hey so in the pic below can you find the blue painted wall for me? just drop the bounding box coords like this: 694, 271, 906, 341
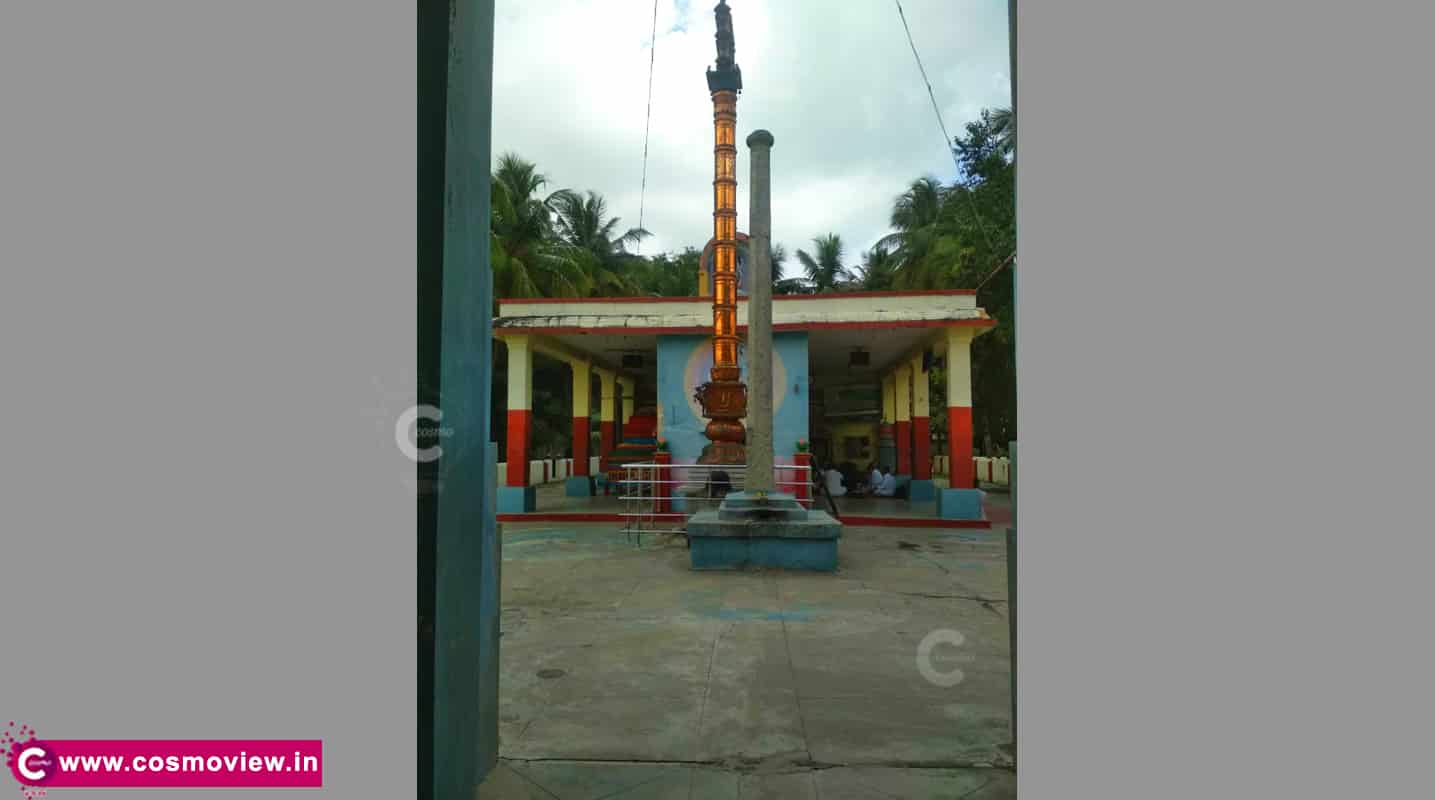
656, 333, 809, 466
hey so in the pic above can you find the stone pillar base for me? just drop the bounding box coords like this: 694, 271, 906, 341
937, 488, 986, 520
497, 486, 536, 514
564, 476, 594, 497
907, 479, 936, 503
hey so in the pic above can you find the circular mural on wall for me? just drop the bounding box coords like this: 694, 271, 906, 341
701, 232, 750, 295
684, 339, 786, 425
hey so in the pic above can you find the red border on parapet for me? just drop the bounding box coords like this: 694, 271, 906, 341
497, 289, 978, 305
495, 512, 994, 529
493, 319, 997, 336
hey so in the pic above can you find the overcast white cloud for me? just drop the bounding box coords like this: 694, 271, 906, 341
493, 0, 1010, 264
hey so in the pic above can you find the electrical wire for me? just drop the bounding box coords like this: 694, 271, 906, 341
893, 0, 997, 253
636, 0, 660, 251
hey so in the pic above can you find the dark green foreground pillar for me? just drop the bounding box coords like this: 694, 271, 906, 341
419, 1, 499, 798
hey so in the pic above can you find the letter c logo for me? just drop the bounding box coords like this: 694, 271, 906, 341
397, 404, 443, 463
17, 745, 51, 781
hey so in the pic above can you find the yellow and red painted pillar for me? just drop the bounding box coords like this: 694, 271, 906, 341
565, 359, 594, 497
597, 368, 617, 463
617, 376, 635, 438
499, 334, 536, 513
936, 327, 983, 519
879, 373, 896, 471
596, 368, 617, 493
909, 351, 936, 502
894, 362, 913, 479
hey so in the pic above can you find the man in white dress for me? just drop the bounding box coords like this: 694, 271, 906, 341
874, 467, 898, 497
823, 465, 847, 497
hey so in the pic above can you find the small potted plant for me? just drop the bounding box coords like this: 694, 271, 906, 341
655, 438, 670, 452
795, 439, 810, 453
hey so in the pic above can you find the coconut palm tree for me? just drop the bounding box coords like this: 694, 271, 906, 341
850, 245, 900, 291
490, 153, 588, 298
989, 106, 1014, 156
548, 189, 650, 296
734, 240, 804, 293
794, 234, 851, 294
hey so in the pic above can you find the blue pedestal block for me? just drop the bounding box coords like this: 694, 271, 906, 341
937, 488, 986, 520
690, 536, 839, 572
497, 486, 536, 514
907, 479, 936, 503
564, 476, 594, 497
685, 493, 843, 572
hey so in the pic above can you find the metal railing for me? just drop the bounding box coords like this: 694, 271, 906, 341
616, 462, 814, 538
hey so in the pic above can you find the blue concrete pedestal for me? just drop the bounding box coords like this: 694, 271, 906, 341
937, 488, 986, 520
907, 479, 936, 503
564, 476, 594, 497
497, 486, 536, 514
686, 491, 843, 572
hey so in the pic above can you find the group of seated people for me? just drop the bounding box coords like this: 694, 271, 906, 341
815, 461, 899, 498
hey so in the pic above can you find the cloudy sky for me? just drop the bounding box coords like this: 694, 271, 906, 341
493, 0, 1010, 266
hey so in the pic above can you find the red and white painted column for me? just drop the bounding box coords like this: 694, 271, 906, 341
504, 334, 533, 488
570, 359, 591, 477
910, 352, 932, 481
946, 328, 975, 489
894, 362, 912, 477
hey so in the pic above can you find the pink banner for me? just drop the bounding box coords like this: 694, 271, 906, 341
8, 740, 322, 788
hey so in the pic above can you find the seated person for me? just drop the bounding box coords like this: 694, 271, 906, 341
823, 465, 847, 497
874, 467, 898, 497
866, 462, 883, 494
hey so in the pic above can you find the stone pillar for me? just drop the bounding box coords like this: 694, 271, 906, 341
745, 129, 775, 493
894, 362, 912, 478
909, 351, 936, 502
499, 334, 535, 512
936, 327, 984, 519
566, 359, 594, 497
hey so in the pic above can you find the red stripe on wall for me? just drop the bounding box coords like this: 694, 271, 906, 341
948, 406, 974, 489
497, 289, 978, 305
572, 416, 590, 476
506, 409, 532, 487
599, 421, 616, 466
493, 319, 997, 337
895, 420, 912, 475
912, 416, 931, 480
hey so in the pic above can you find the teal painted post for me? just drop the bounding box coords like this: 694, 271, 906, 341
1007, 0, 1017, 770
416, 0, 448, 796
428, 1, 500, 798
1007, 439, 1016, 762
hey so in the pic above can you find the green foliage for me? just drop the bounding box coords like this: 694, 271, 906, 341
795, 234, 852, 293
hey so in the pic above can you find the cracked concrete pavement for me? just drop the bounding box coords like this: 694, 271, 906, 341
480, 518, 1015, 799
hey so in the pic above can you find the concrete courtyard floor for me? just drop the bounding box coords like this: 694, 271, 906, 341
478, 519, 1014, 799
